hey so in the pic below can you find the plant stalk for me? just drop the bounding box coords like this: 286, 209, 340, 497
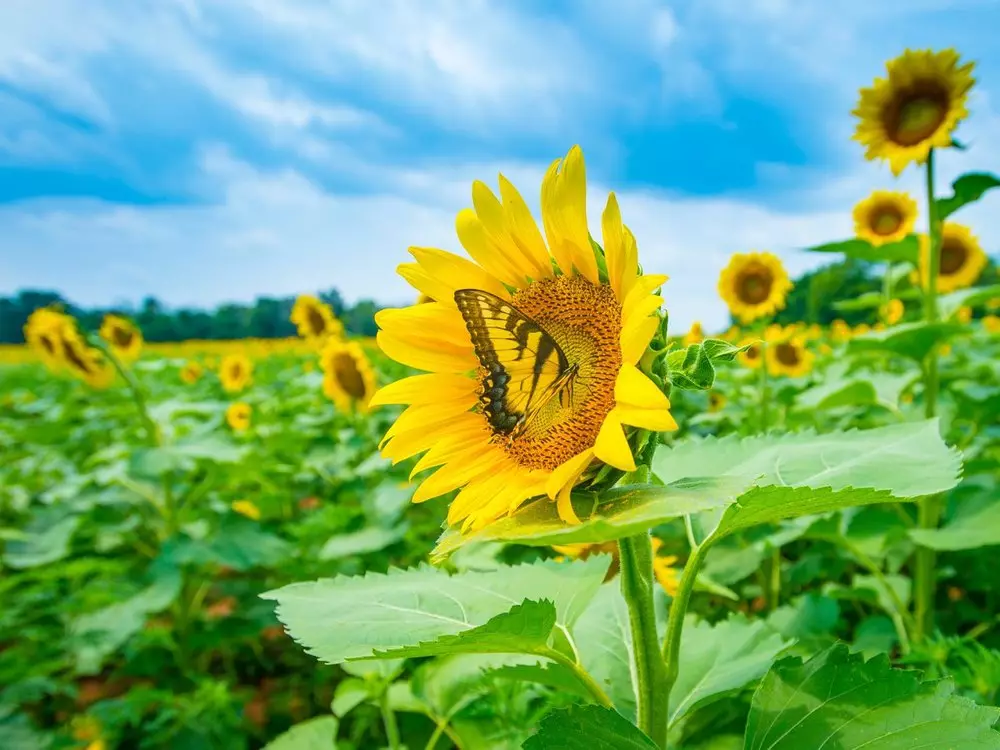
618, 533, 669, 747
380, 690, 401, 750
758, 351, 770, 433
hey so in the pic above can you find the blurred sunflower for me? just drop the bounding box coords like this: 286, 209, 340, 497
853, 48, 975, 175
552, 541, 620, 580
372, 145, 677, 530
956, 305, 973, 324
320, 339, 377, 413
708, 391, 726, 412
765, 328, 815, 379
99, 314, 143, 362
882, 298, 905, 325
682, 321, 704, 347
983, 315, 1000, 334
987, 297, 1000, 311
651, 538, 680, 597
290, 295, 344, 346
219, 353, 252, 393
61, 329, 115, 389
918, 222, 987, 293
830, 319, 851, 343
737, 337, 763, 369
231, 499, 261, 520
23, 307, 73, 372
718, 252, 792, 324
853, 191, 918, 246
226, 402, 251, 431
853, 323, 872, 337
180, 361, 203, 385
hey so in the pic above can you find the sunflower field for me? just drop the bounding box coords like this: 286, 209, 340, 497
4, 48, 1000, 750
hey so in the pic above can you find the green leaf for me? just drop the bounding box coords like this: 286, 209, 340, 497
432, 476, 752, 558
415, 653, 541, 720
667, 339, 750, 391
847, 321, 966, 362
523, 705, 657, 750
936, 172, 1000, 220
374, 599, 556, 659
804, 236, 919, 264
487, 661, 593, 699
796, 373, 913, 412
668, 615, 789, 728
768, 594, 840, 641
909, 496, 1000, 550
261, 557, 609, 665
938, 284, 1000, 320
318, 524, 408, 560
163, 517, 292, 571
330, 679, 369, 718
2, 514, 80, 569
745, 644, 1000, 749
573, 584, 637, 721
262, 716, 338, 750
832, 291, 885, 313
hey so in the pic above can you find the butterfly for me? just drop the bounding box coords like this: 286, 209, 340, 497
454, 289, 579, 438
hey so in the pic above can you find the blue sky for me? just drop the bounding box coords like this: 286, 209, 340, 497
2, 0, 999, 331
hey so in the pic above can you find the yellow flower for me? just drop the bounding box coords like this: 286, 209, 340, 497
882, 298, 905, 325
219, 353, 252, 392
552, 541, 620, 580
651, 538, 680, 597
722, 325, 741, 342
708, 391, 726, 412
852, 48, 975, 175
231, 499, 260, 520
765, 327, 815, 378
986, 297, 1000, 311
853, 323, 871, 337
939, 343, 952, 357
682, 321, 704, 347
955, 305, 973, 324
853, 191, 918, 246
830, 319, 851, 343
290, 295, 344, 346
983, 315, 1000, 333
226, 402, 251, 431
320, 339, 377, 413
737, 337, 763, 370
99, 314, 143, 362
417, 293, 435, 304
180, 361, 203, 384
61, 330, 115, 389
372, 145, 677, 531
918, 223, 987, 293
23, 307, 73, 372
717, 251, 792, 324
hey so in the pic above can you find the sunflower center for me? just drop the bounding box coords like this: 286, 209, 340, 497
939, 237, 968, 275
331, 352, 367, 400
745, 344, 760, 361
111, 326, 134, 348
884, 84, 949, 146
229, 364, 243, 380
306, 307, 327, 337
736, 265, 774, 305
870, 204, 903, 236
774, 342, 800, 367
492, 275, 622, 472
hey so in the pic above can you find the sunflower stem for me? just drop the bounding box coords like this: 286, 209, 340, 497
618, 533, 669, 747
914, 147, 943, 643
758, 348, 770, 433
89, 336, 161, 447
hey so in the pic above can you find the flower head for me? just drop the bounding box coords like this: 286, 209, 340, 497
373, 146, 676, 531
320, 339, 377, 413
61, 329, 115, 389
226, 402, 251, 431
99, 314, 143, 362
853, 191, 918, 246
23, 307, 74, 372
180, 361, 203, 384
955, 305, 973, 324
219, 353, 252, 393
291, 295, 344, 346
231, 499, 260, 520
853, 48, 975, 175
919, 223, 987, 294
882, 298, 905, 325
718, 252, 792, 324
765, 327, 815, 379
651, 538, 680, 597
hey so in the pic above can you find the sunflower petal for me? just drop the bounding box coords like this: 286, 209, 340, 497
498, 174, 553, 279
620, 315, 659, 366
615, 364, 670, 410
408, 247, 509, 304
455, 208, 524, 288
593, 409, 636, 472
544, 448, 594, 500
617, 405, 678, 431
376, 332, 477, 373
369, 373, 475, 407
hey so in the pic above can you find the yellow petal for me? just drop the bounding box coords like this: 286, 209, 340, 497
498, 174, 552, 279
471, 182, 538, 285
455, 208, 524, 288
369, 373, 475, 407
623, 275, 668, 314
556, 482, 581, 524
602, 193, 629, 299
381, 412, 483, 464
618, 226, 641, 298
615, 364, 670, 410
593, 409, 636, 472
617, 405, 678, 431
541, 147, 598, 283
382, 397, 476, 443
620, 316, 659, 365
376, 332, 477, 373
545, 448, 594, 500
408, 247, 509, 304
412, 448, 500, 503
622, 294, 663, 334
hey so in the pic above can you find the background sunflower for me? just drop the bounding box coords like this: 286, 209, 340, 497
853, 191, 918, 246
219, 353, 252, 392
918, 222, 987, 293
320, 339, 377, 413
718, 251, 792, 324
765, 327, 815, 379
99, 314, 143, 362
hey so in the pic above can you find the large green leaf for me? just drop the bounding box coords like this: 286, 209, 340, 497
938, 284, 1000, 320
744, 644, 1000, 749
431, 476, 752, 559
523, 705, 657, 749
262, 716, 338, 750
573, 584, 637, 722
804, 236, 918, 264
847, 321, 966, 362
909, 496, 1000, 550
318, 524, 408, 560
669, 615, 789, 729
261, 557, 609, 664
3, 514, 80, 570
935, 172, 1000, 220
796, 372, 913, 412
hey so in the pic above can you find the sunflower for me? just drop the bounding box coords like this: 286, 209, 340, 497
219, 354, 252, 392
853, 191, 919, 246
853, 48, 976, 175
983, 315, 1000, 334
61, 329, 115, 389
830, 319, 851, 343
682, 321, 704, 347
987, 297, 1000, 311
765, 327, 815, 379
231, 499, 260, 520
882, 298, 905, 325
290, 295, 344, 345
717, 251, 792, 324
226, 402, 251, 431
737, 337, 763, 369
918, 222, 987, 293
99, 314, 143, 362
651, 538, 680, 597
551, 541, 620, 580
955, 305, 973, 324
708, 391, 726, 412
372, 145, 677, 531
320, 338, 377, 413
416, 293, 435, 304
180, 361, 203, 384
23, 307, 73, 372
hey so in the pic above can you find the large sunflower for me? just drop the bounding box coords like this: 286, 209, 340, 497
219, 353, 253, 393
765, 327, 815, 379
918, 222, 987, 293
718, 252, 792, 324
99, 314, 143, 362
320, 339, 377, 413
853, 49, 975, 175
291, 295, 344, 345
853, 191, 918, 246
23, 307, 73, 372
372, 146, 677, 531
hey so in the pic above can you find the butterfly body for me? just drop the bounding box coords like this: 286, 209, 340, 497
454, 289, 579, 439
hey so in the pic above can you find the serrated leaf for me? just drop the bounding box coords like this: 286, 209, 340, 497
745, 644, 1000, 749
523, 705, 657, 750
261, 557, 609, 665
936, 172, 1000, 219
432, 476, 752, 558
848, 321, 966, 362
804, 236, 919, 264
262, 716, 338, 750
669, 615, 790, 728
667, 339, 749, 390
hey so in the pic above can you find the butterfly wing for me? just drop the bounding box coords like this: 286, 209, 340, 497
454, 289, 577, 435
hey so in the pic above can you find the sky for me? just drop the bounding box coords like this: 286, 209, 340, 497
2, 0, 1000, 332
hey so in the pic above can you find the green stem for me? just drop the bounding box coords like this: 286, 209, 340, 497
758, 354, 770, 433
380, 690, 401, 750
662, 537, 714, 737
545, 648, 614, 708
914, 148, 943, 643
619, 534, 669, 748
768, 547, 782, 613
424, 719, 450, 750
90, 338, 160, 446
